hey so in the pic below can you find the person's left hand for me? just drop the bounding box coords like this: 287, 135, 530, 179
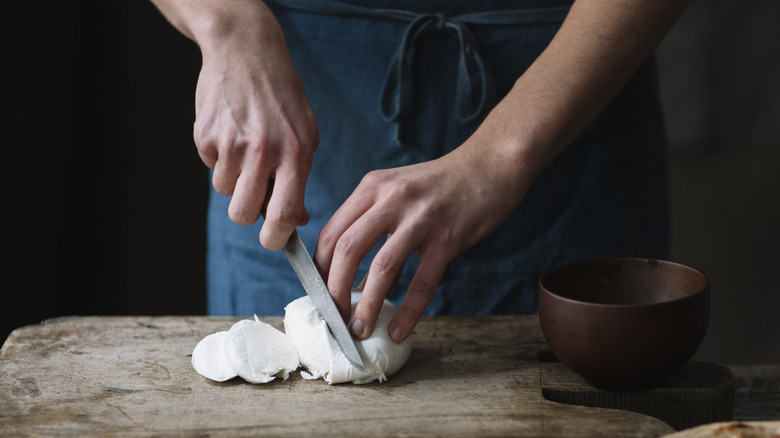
313, 138, 532, 344
313, 0, 691, 346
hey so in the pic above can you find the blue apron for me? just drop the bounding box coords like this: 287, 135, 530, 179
206, 0, 671, 317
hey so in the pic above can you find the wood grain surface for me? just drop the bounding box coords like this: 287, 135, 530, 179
1, 316, 679, 437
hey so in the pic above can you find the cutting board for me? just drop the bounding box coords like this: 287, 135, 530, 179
0, 316, 731, 437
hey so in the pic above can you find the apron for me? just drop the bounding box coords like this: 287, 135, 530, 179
206, 0, 671, 317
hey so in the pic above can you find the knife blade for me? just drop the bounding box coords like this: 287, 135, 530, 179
282, 230, 366, 371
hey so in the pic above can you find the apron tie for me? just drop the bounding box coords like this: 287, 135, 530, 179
267, 0, 571, 145
379, 12, 494, 130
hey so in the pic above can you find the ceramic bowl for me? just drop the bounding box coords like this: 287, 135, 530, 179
538, 258, 710, 391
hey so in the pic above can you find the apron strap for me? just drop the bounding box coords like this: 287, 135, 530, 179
268, 0, 571, 145
380, 12, 492, 126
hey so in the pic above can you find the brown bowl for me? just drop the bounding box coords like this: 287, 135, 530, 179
538, 258, 710, 391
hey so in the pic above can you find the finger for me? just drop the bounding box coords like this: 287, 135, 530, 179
211, 152, 243, 196
326, 209, 391, 326
228, 153, 272, 226
327, 258, 366, 324
299, 207, 310, 226
313, 176, 380, 282
349, 230, 417, 340
196, 122, 239, 194
193, 119, 218, 169
356, 269, 368, 290
354, 238, 401, 293
259, 165, 309, 251
387, 247, 450, 343
197, 143, 218, 170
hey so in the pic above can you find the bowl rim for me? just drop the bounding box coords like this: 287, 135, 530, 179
538, 257, 710, 309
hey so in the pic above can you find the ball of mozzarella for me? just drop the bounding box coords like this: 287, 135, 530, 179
284, 291, 413, 384
191, 293, 413, 385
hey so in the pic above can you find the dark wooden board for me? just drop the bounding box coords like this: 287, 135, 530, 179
540, 352, 734, 430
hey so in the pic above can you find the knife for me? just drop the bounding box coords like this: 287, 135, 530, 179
282, 230, 366, 371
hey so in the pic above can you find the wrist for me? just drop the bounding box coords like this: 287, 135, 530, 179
455, 98, 555, 201
184, 1, 279, 57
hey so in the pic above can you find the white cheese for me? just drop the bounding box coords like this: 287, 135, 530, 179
223, 316, 299, 383
284, 291, 413, 384
191, 292, 413, 385
191, 330, 237, 382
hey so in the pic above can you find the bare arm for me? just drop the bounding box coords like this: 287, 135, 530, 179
315, 0, 689, 342
149, 0, 318, 250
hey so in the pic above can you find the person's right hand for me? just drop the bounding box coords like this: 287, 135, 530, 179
190, 2, 318, 250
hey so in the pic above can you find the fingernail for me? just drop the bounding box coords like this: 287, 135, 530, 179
389, 324, 403, 344
350, 319, 365, 338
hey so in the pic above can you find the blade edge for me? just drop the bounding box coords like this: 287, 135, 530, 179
282, 231, 366, 371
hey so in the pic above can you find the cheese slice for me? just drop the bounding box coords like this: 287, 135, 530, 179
191, 331, 237, 382
223, 316, 299, 383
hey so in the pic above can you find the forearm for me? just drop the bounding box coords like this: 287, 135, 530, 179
149, 0, 317, 250
459, 0, 688, 198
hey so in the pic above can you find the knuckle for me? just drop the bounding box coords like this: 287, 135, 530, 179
359, 169, 388, 191
244, 129, 268, 153
218, 141, 241, 162
388, 179, 416, 201
356, 293, 385, 315
194, 121, 228, 148
213, 184, 233, 197
300, 107, 319, 142
357, 169, 419, 204
306, 126, 319, 151
268, 206, 302, 228
259, 231, 287, 251
429, 231, 459, 252
192, 121, 212, 147
281, 110, 319, 151
228, 203, 256, 225
264, 194, 305, 227
377, 176, 419, 207
397, 303, 424, 323
243, 136, 271, 161
286, 123, 319, 154
281, 144, 309, 169
335, 232, 359, 257
211, 173, 234, 196
408, 276, 438, 301
318, 224, 339, 249
370, 252, 401, 278
195, 133, 247, 167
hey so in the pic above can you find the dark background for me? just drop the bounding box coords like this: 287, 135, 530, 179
2, 2, 206, 329
3, 1, 779, 365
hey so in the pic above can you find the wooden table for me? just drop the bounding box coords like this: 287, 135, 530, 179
0, 315, 774, 437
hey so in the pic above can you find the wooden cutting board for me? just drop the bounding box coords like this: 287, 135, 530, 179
0, 316, 732, 437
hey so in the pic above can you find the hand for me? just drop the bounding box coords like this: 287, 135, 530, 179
314, 136, 532, 344
309, 0, 691, 342
150, 0, 687, 337
192, 3, 318, 250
